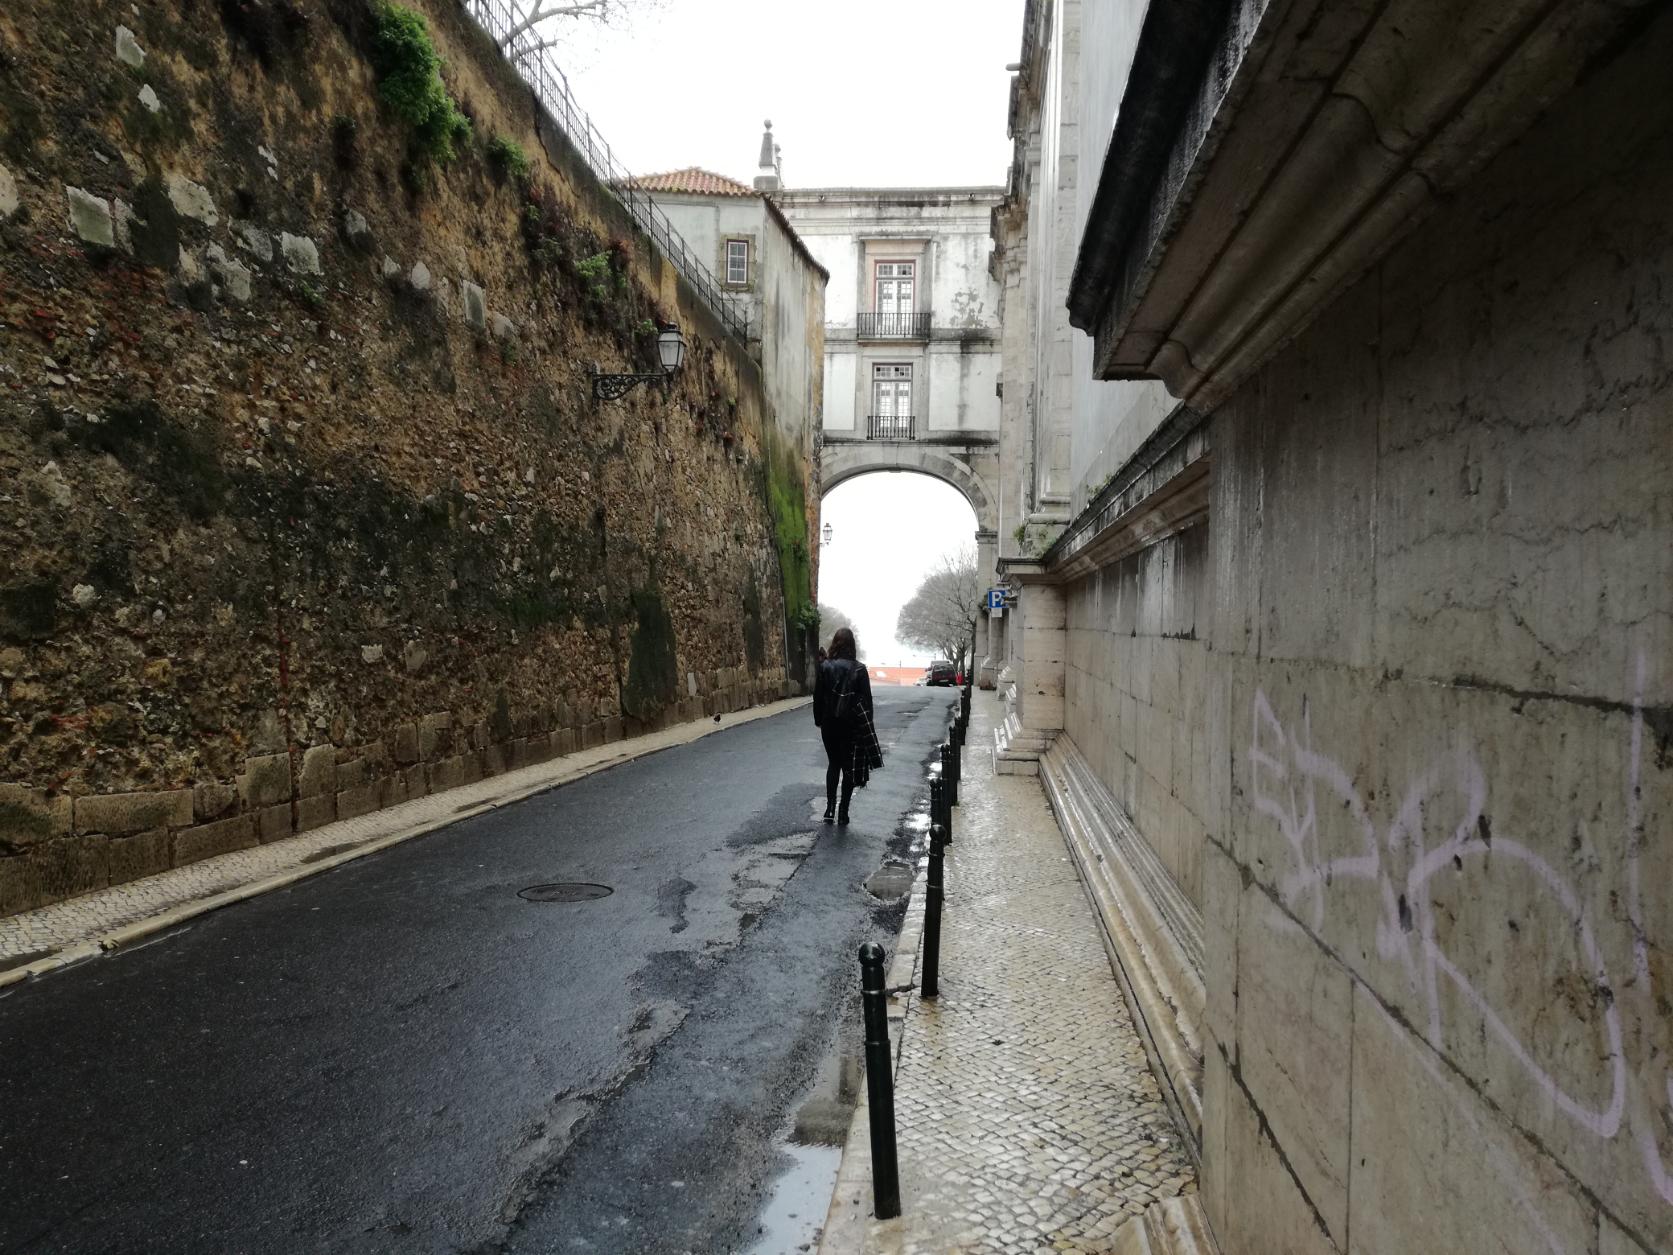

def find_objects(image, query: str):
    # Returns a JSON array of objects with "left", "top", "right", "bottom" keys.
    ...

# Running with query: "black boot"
[
  {"left": 837, "top": 784, "right": 853, "bottom": 826},
  {"left": 823, "top": 803, "right": 836, "bottom": 823}
]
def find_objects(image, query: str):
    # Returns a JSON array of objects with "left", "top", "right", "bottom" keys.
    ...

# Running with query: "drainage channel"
[{"left": 742, "top": 1027, "right": 865, "bottom": 1255}]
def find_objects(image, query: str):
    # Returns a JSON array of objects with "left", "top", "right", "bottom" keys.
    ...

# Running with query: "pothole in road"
[
  {"left": 864, "top": 862, "right": 914, "bottom": 903},
  {"left": 518, "top": 883, "right": 614, "bottom": 903}
]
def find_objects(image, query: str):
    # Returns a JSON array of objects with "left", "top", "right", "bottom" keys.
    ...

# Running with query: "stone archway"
[{"left": 817, "top": 436, "right": 1003, "bottom": 682}]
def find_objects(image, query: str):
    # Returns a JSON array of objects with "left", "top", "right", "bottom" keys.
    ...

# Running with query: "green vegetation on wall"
[
  {"left": 368, "top": 2, "right": 470, "bottom": 162},
  {"left": 624, "top": 586, "right": 679, "bottom": 717},
  {"left": 760, "top": 436, "right": 813, "bottom": 641}
]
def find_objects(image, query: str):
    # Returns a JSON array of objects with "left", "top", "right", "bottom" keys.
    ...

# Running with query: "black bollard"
[
  {"left": 950, "top": 726, "right": 963, "bottom": 806},
  {"left": 940, "top": 740, "right": 957, "bottom": 809},
  {"left": 859, "top": 942, "right": 902, "bottom": 1219},
  {"left": 922, "top": 819, "right": 945, "bottom": 999},
  {"left": 932, "top": 773, "right": 951, "bottom": 845}
]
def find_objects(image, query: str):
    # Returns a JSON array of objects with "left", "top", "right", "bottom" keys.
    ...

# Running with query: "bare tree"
[
  {"left": 817, "top": 604, "right": 853, "bottom": 650},
  {"left": 497, "top": 0, "right": 662, "bottom": 62},
  {"left": 895, "top": 547, "right": 982, "bottom": 672}
]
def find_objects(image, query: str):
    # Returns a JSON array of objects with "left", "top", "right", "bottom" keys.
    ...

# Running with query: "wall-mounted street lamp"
[
  {"left": 592, "top": 324, "right": 686, "bottom": 401},
  {"left": 821, "top": 523, "right": 833, "bottom": 547}
]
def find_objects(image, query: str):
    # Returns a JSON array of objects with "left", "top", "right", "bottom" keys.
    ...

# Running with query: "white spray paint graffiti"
[{"left": 1245, "top": 655, "right": 1669, "bottom": 1219}]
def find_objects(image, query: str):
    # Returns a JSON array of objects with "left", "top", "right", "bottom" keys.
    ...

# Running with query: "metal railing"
[
  {"left": 461, "top": 0, "right": 751, "bottom": 345},
  {"left": 867, "top": 414, "right": 917, "bottom": 441},
  {"left": 856, "top": 311, "right": 932, "bottom": 339}
]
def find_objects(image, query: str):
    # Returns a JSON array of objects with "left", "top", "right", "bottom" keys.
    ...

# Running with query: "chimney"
[{"left": 753, "top": 119, "right": 780, "bottom": 193}]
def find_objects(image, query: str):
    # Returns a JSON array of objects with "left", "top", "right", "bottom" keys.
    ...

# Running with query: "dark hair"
[{"left": 828, "top": 627, "right": 857, "bottom": 660}]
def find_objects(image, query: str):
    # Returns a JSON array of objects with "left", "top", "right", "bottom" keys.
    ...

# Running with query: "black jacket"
[{"left": 813, "top": 657, "right": 873, "bottom": 731}]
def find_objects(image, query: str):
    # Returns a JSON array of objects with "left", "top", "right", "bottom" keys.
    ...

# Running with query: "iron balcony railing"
[
  {"left": 867, "top": 414, "right": 917, "bottom": 441},
  {"left": 461, "top": 0, "right": 751, "bottom": 346},
  {"left": 856, "top": 311, "right": 932, "bottom": 339}
]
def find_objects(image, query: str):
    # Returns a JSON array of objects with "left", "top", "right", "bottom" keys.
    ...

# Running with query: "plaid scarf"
[{"left": 850, "top": 701, "right": 883, "bottom": 787}]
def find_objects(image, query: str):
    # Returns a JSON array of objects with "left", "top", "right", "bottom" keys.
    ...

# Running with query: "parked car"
[{"left": 926, "top": 659, "right": 956, "bottom": 687}]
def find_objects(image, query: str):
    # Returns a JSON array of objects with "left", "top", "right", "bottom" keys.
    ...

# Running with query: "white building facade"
[{"left": 777, "top": 185, "right": 1008, "bottom": 680}]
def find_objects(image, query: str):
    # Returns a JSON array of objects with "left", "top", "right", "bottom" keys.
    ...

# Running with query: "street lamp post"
[
  {"left": 821, "top": 522, "right": 833, "bottom": 548},
  {"left": 591, "top": 324, "right": 686, "bottom": 400}
]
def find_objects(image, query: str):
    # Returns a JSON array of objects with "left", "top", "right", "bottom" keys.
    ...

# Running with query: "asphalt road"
[{"left": 0, "top": 686, "right": 956, "bottom": 1254}]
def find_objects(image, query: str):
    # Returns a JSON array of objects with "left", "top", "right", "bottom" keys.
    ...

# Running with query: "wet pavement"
[
  {"left": 0, "top": 687, "right": 954, "bottom": 1255},
  {"left": 820, "top": 694, "right": 1197, "bottom": 1254}
]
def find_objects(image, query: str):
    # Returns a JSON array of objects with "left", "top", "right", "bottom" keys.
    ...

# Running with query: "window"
[
  {"left": 725, "top": 238, "right": 749, "bottom": 286},
  {"left": 871, "top": 363, "right": 912, "bottom": 438},
  {"left": 874, "top": 261, "right": 915, "bottom": 317}
]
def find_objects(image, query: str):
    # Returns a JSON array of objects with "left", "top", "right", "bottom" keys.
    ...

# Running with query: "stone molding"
[
  {"left": 1041, "top": 733, "right": 1206, "bottom": 1153},
  {"left": 1068, "top": 0, "right": 1658, "bottom": 408}
]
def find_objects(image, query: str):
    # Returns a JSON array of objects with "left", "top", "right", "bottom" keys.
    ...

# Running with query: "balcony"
[
  {"left": 856, "top": 311, "right": 931, "bottom": 340},
  {"left": 866, "top": 414, "right": 917, "bottom": 440}
]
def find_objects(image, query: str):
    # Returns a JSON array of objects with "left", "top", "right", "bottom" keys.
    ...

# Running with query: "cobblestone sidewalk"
[{"left": 820, "top": 697, "right": 1196, "bottom": 1254}]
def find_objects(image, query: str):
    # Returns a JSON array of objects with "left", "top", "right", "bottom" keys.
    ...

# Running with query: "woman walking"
[{"left": 813, "top": 627, "right": 876, "bottom": 825}]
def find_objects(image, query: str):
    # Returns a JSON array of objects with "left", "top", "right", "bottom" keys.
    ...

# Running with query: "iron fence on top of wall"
[
  {"left": 461, "top": 0, "right": 752, "bottom": 346},
  {"left": 867, "top": 414, "right": 917, "bottom": 441}
]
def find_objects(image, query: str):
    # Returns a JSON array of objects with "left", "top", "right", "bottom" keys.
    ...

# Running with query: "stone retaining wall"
[{"left": 0, "top": 0, "right": 814, "bottom": 915}]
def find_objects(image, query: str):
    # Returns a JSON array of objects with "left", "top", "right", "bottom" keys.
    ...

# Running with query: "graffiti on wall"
[{"left": 1245, "top": 655, "right": 1669, "bottom": 1222}]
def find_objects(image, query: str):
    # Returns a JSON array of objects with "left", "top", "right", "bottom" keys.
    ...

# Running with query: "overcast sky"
[
  {"left": 550, "top": 1, "right": 1019, "bottom": 664},
  {"left": 560, "top": 0, "right": 1022, "bottom": 187}
]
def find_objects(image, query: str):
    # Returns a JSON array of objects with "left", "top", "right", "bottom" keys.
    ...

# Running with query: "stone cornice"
[{"left": 1066, "top": 0, "right": 1659, "bottom": 409}]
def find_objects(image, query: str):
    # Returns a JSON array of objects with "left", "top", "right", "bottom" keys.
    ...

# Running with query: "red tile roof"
[{"left": 629, "top": 167, "right": 757, "bottom": 197}]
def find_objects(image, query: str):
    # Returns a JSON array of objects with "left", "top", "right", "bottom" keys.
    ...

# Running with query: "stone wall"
[
  {"left": 0, "top": 0, "right": 813, "bottom": 915},
  {"left": 1198, "top": 19, "right": 1672, "bottom": 1250},
  {"left": 1062, "top": 522, "right": 1210, "bottom": 906},
  {"left": 1049, "top": 18, "right": 1671, "bottom": 1252}
]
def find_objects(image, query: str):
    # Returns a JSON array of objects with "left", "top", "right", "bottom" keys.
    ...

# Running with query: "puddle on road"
[
  {"left": 743, "top": 1043, "right": 863, "bottom": 1254},
  {"left": 864, "top": 862, "right": 915, "bottom": 903}
]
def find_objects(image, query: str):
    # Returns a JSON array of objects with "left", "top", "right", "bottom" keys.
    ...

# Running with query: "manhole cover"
[{"left": 518, "top": 882, "right": 614, "bottom": 903}]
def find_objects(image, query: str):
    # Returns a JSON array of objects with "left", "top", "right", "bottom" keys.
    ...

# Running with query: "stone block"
[
  {"left": 11, "top": 837, "right": 109, "bottom": 913},
  {"left": 1201, "top": 837, "right": 1240, "bottom": 1061},
  {"left": 108, "top": 827, "right": 170, "bottom": 885},
  {"left": 382, "top": 772, "right": 408, "bottom": 808},
  {"left": 402, "top": 765, "right": 428, "bottom": 799},
  {"left": 279, "top": 231, "right": 320, "bottom": 275},
  {"left": 335, "top": 782, "right": 382, "bottom": 822},
  {"left": 336, "top": 757, "right": 369, "bottom": 790},
  {"left": 489, "top": 311, "right": 517, "bottom": 340},
  {"left": 410, "top": 260, "right": 432, "bottom": 292},
  {"left": 164, "top": 172, "right": 217, "bottom": 226},
  {"left": 1348, "top": 984, "right": 1595, "bottom": 1255},
  {"left": 114, "top": 24, "right": 145, "bottom": 67},
  {"left": 254, "top": 804, "right": 292, "bottom": 843},
  {"left": 174, "top": 815, "right": 256, "bottom": 866},
  {"left": 391, "top": 723, "right": 420, "bottom": 765},
  {"left": 65, "top": 186, "right": 115, "bottom": 248},
  {"left": 1234, "top": 887, "right": 1351, "bottom": 1247},
  {"left": 581, "top": 722, "right": 604, "bottom": 750},
  {"left": 240, "top": 753, "right": 292, "bottom": 809},
  {"left": 193, "top": 781, "right": 239, "bottom": 821},
  {"left": 205, "top": 244, "right": 252, "bottom": 302},
  {"left": 478, "top": 745, "right": 505, "bottom": 778},
  {"left": 1214, "top": 1051, "right": 1339, "bottom": 1255},
  {"left": 1601, "top": 1215, "right": 1654, "bottom": 1255},
  {"left": 553, "top": 728, "right": 576, "bottom": 756},
  {"left": 0, "top": 162, "right": 18, "bottom": 220},
  {"left": 74, "top": 788, "right": 191, "bottom": 836},
  {"left": 234, "top": 220, "right": 273, "bottom": 262},
  {"left": 418, "top": 711, "right": 452, "bottom": 760},
  {"left": 461, "top": 280, "right": 486, "bottom": 331},
  {"left": 297, "top": 745, "right": 336, "bottom": 797},
  {"left": 296, "top": 793, "right": 336, "bottom": 833},
  {"left": 604, "top": 716, "right": 624, "bottom": 743},
  {"left": 429, "top": 755, "right": 469, "bottom": 792},
  {"left": 0, "top": 784, "right": 71, "bottom": 850}
]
